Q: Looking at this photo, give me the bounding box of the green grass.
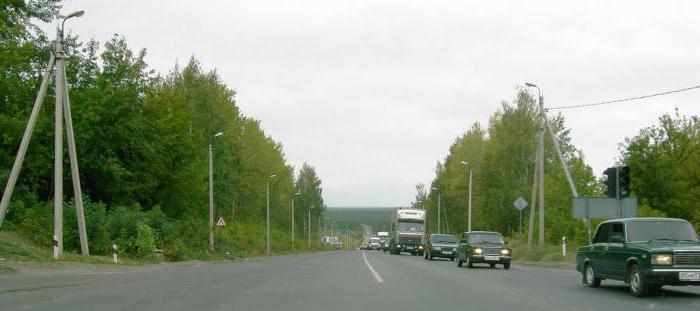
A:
[508,238,577,263]
[0,228,340,267]
[0,231,50,262]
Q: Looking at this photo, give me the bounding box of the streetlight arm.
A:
[60,10,85,32]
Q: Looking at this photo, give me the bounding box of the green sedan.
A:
[455,231,511,269]
[576,217,700,297]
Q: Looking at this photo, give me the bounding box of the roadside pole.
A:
[0,13,89,257]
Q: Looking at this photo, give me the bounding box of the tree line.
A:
[415,90,700,245]
[1,1,326,259]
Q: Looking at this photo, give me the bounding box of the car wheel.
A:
[466,255,473,268]
[490,263,496,269]
[503,262,511,270]
[583,263,601,288]
[629,264,652,297]
[456,254,463,267]
[450,256,455,262]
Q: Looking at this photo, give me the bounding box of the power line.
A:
[547,84,700,110]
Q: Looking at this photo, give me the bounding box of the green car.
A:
[576,217,700,297]
[455,231,511,269]
[423,234,457,261]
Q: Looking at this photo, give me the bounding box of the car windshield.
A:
[469,233,504,245]
[397,222,424,232]
[627,220,699,242]
[431,235,457,243]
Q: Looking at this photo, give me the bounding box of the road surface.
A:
[1,250,699,310]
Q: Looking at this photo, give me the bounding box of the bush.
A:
[134,223,156,258]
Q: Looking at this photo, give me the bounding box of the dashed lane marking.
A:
[361,251,384,284]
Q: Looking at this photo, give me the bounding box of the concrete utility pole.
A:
[526,82,546,247]
[267,174,276,255]
[209,132,223,252]
[308,205,314,248]
[432,187,440,233]
[460,161,473,232]
[0,11,89,258]
[292,192,299,249]
[208,144,213,251]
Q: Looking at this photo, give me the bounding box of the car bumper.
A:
[430,250,455,258]
[397,245,421,253]
[470,255,512,264]
[646,269,700,286]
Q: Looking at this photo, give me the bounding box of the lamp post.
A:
[209,131,223,252]
[431,187,440,233]
[525,82,545,247]
[308,205,315,248]
[292,192,300,249]
[266,174,277,255]
[460,161,473,232]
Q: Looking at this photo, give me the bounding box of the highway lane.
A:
[2,250,700,310]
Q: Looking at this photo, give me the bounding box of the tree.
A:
[621,111,700,224]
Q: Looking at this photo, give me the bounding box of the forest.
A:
[1,1,326,259]
[416,92,700,246]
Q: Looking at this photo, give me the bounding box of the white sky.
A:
[45,0,700,207]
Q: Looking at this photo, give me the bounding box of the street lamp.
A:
[460,161,473,232]
[292,192,300,249]
[432,187,441,233]
[208,132,224,251]
[61,10,84,31]
[525,81,545,247]
[266,174,277,255]
[308,205,315,248]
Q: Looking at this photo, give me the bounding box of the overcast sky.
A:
[44,0,700,207]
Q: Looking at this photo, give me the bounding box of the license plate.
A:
[679,272,700,281]
[485,256,500,261]
[406,246,414,249]
[442,251,452,254]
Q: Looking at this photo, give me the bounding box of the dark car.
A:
[424,234,457,261]
[455,231,511,269]
[576,217,700,297]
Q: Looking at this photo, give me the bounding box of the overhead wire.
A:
[546,84,700,110]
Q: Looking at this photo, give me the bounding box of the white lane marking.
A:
[361,251,384,284]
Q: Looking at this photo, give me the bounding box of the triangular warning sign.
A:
[216,217,226,227]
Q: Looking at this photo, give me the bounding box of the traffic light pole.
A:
[616,166,621,218]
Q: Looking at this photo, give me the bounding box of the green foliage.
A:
[134,223,156,258]
[1,0,325,260]
[422,90,597,243]
[621,111,700,223]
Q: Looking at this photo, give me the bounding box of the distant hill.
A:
[326,207,396,233]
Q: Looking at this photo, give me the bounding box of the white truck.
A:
[389,208,426,256]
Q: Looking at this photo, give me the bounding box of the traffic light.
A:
[619,166,631,198]
[603,167,616,198]
[603,166,631,198]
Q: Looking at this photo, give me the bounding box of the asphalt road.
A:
[2,250,700,310]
